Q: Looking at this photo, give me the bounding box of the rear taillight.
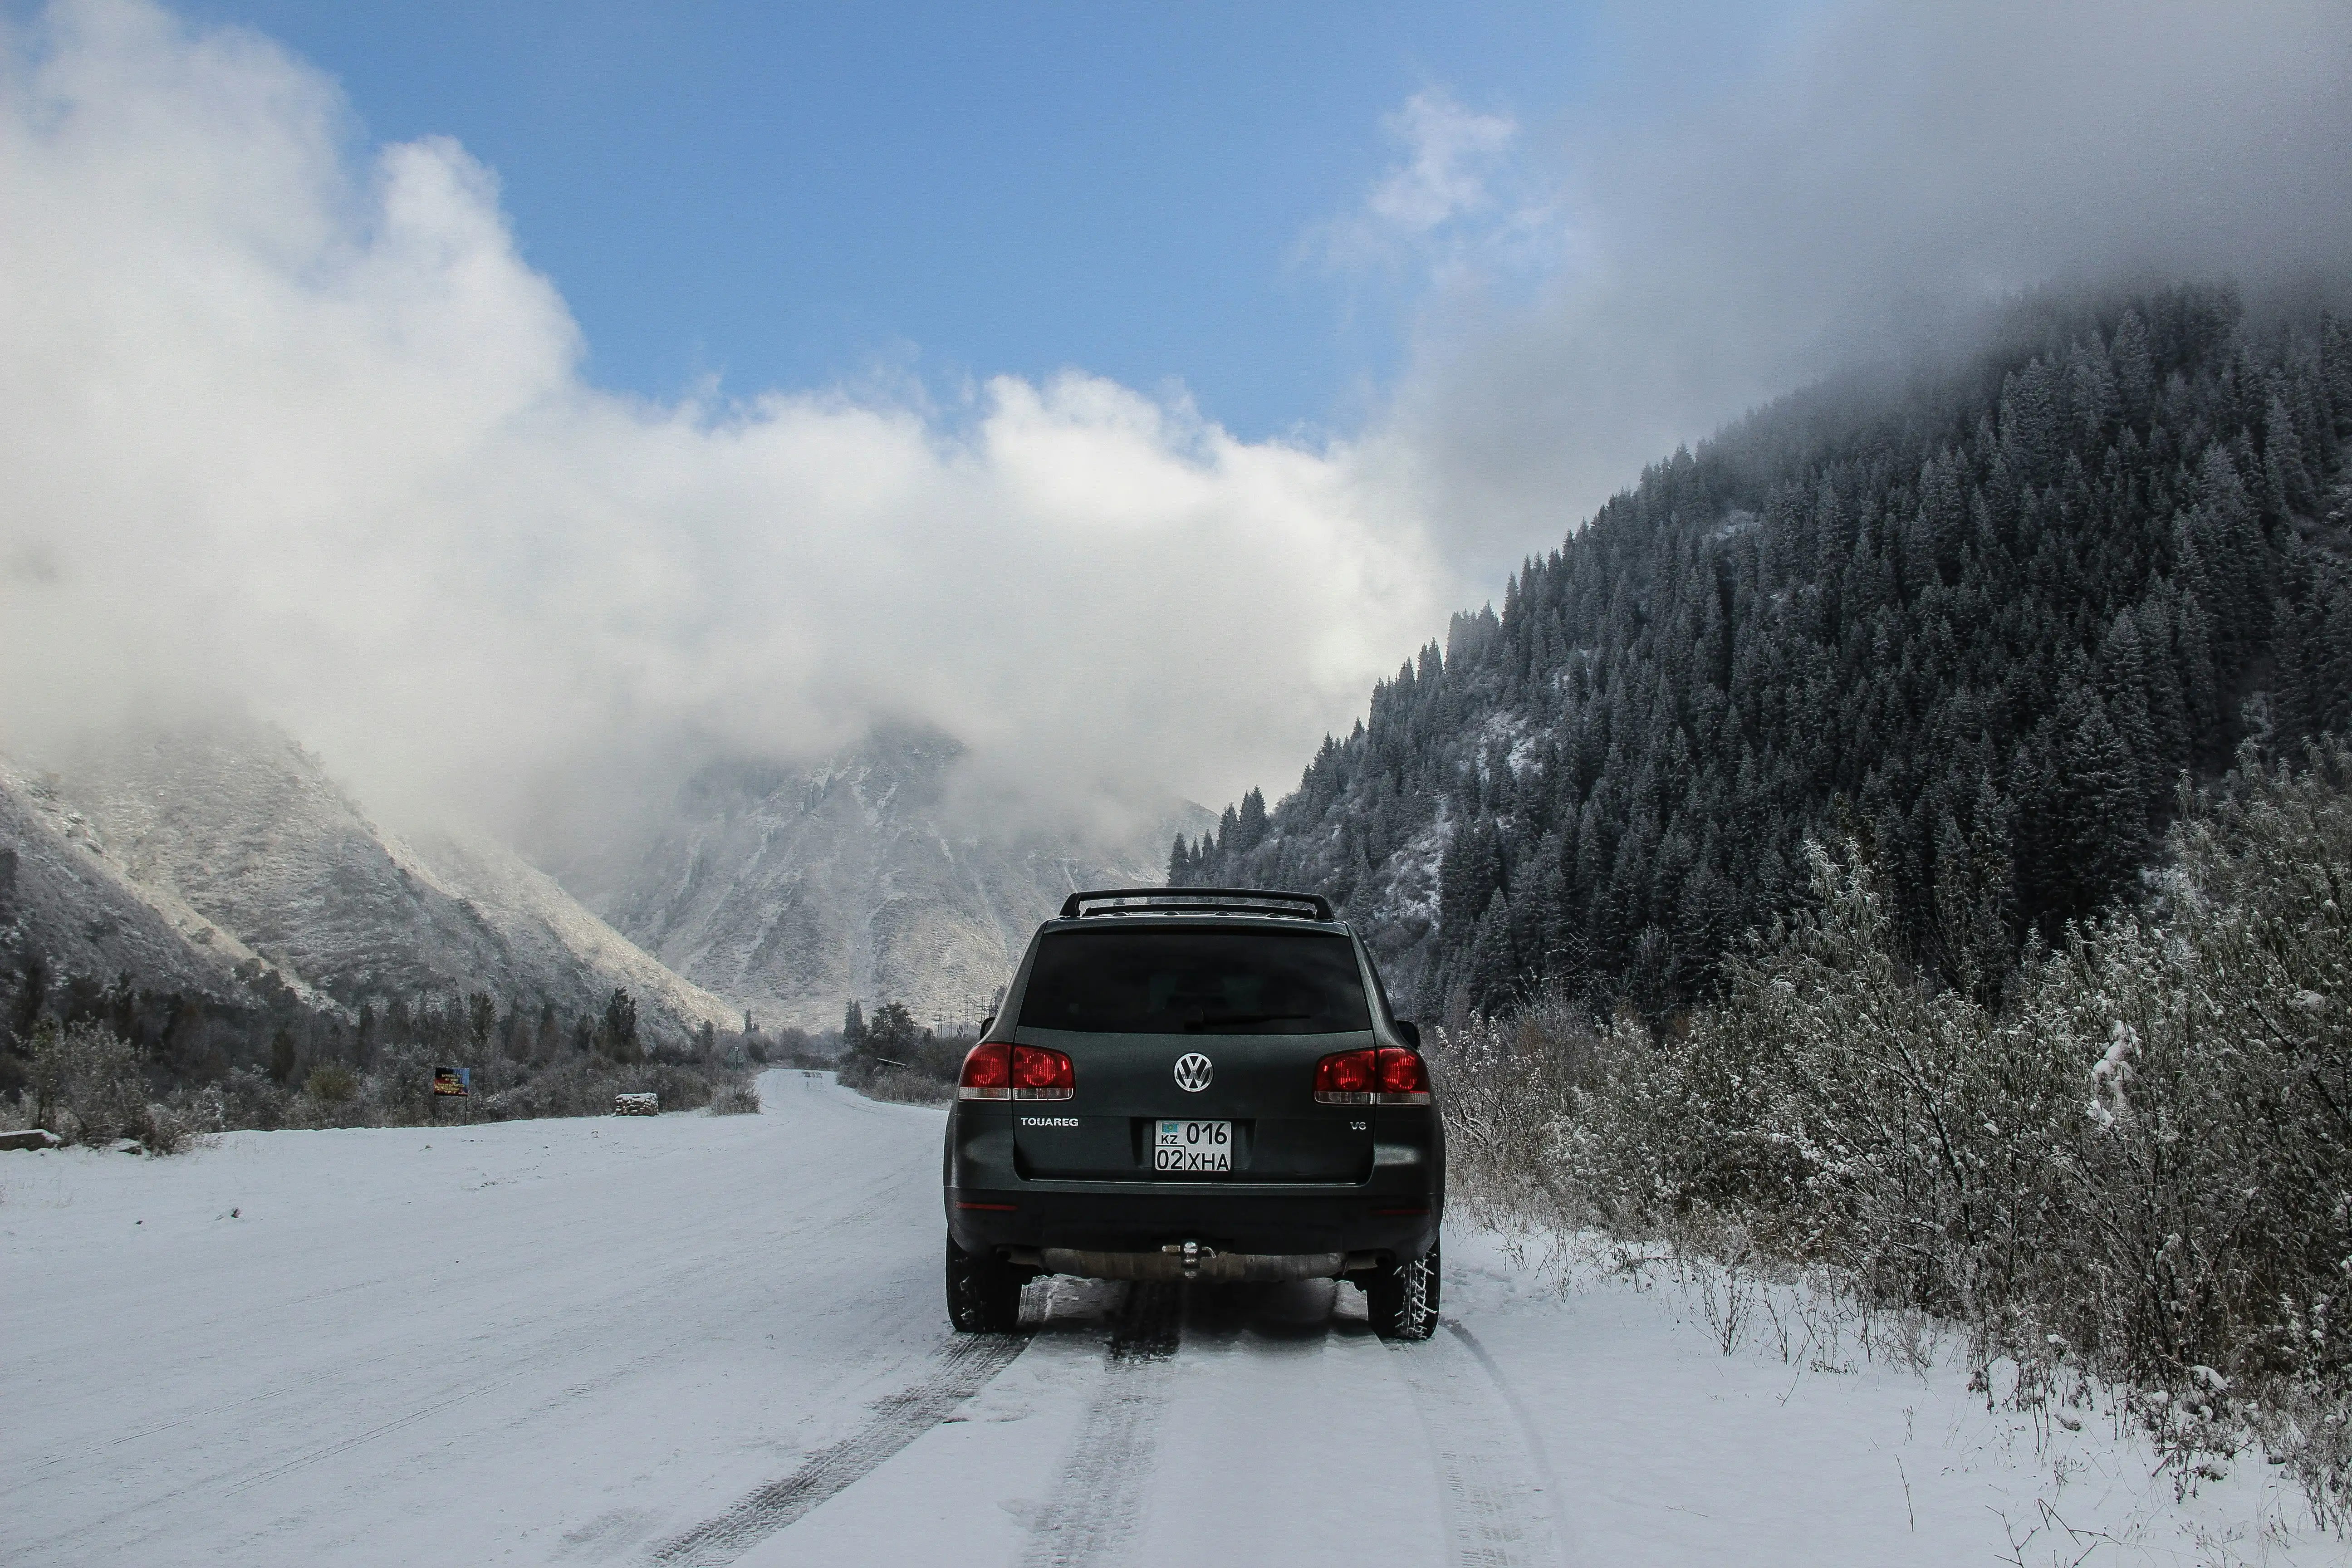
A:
[1010,1044,1074,1101]
[958,1041,1011,1100]
[959,1040,1075,1102]
[1313,1048,1377,1103]
[1313,1046,1431,1106]
[1375,1046,1431,1103]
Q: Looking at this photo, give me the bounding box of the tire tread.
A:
[1366,1239,1441,1341]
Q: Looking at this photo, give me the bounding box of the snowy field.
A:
[2,1070,2333,1567]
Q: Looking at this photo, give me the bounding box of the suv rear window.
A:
[1019,928,1372,1035]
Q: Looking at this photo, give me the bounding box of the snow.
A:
[2,1071,2334,1565]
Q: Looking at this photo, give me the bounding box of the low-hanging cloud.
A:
[1359,0,2352,575]
[0,0,1459,839]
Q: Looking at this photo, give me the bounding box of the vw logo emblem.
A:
[1172,1052,1213,1093]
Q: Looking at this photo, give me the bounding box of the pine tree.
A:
[2019,686,2145,933]
[1235,789,1269,854]
[2098,611,2162,808]
[600,990,640,1063]
[1460,893,1516,1017]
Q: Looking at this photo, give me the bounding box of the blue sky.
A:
[161,1,1673,439]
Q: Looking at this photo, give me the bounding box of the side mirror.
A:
[977,1015,995,1036]
[1394,1019,1421,1049]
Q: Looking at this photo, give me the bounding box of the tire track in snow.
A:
[1015,1281,1185,1568]
[1392,1319,1575,1568]
[649,1331,1031,1567]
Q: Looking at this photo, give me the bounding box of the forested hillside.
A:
[1182,285,2352,1017]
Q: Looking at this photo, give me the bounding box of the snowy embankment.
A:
[0,1071,2329,1566]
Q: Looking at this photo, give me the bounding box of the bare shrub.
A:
[286,1062,365,1128]
[1668,1213,1763,1357]
[130,1100,191,1155]
[857,1063,952,1106]
[478,1056,740,1121]
[28,1020,149,1145]
[304,1062,359,1108]
[707,1080,761,1115]
[1428,998,1591,1231]
[215,1064,289,1130]
[1437,738,2352,1525]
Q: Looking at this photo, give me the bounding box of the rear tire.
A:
[1365,1239,1440,1341]
[946,1235,1025,1333]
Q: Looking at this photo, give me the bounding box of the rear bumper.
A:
[945,1101,1444,1268]
[1017,1246,1373,1283]
[946,1180,1440,1264]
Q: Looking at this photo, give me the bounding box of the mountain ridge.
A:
[1188,285,2352,1019]
[550,724,1214,1031]
[17,719,736,1040]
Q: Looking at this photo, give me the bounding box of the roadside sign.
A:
[433,1066,470,1098]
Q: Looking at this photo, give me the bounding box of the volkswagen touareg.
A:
[941,887,1443,1340]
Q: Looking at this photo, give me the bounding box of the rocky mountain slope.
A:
[0,757,292,1010]
[1191,287,2352,1019]
[547,725,1212,1032]
[25,720,735,1040]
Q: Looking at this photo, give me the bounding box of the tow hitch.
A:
[1163,1240,1210,1279]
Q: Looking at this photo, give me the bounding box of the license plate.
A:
[1153,1119,1232,1173]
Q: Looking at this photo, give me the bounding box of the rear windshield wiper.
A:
[1181,1011,1313,1030]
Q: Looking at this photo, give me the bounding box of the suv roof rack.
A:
[1059,886,1335,922]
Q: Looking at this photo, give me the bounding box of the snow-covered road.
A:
[2,1071,2330,1566]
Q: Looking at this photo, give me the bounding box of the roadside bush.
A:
[834,1002,965,1104]
[28,1019,149,1146]
[708,1081,761,1115]
[1435,738,2352,1524]
[468,1055,745,1120]
[5,980,764,1140]
[132,1099,191,1154]
[852,1062,953,1105]
[361,1041,438,1124]
[301,1062,361,1124]
[214,1063,289,1130]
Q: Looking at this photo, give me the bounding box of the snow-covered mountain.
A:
[23,720,735,1039]
[545,725,1212,1031]
[0,756,294,1009]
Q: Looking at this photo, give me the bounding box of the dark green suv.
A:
[942,887,1443,1340]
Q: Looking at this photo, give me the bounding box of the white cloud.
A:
[0,0,1460,838]
[1313,88,1561,292]
[1363,89,1517,237]
[1373,0,2352,575]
